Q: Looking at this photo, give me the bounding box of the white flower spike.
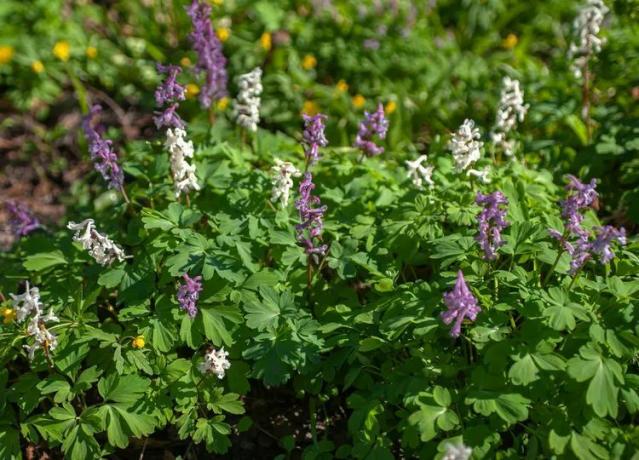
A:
[569,0,609,79]
[165,127,200,198]
[271,159,302,207]
[198,347,231,379]
[491,77,527,157]
[405,155,435,189]
[233,67,263,132]
[67,219,127,266]
[442,442,472,460]
[448,119,483,172]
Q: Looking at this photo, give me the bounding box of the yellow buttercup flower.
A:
[352,94,366,109]
[186,83,200,99]
[385,100,397,114]
[217,96,229,110]
[53,41,71,62]
[503,33,518,49]
[336,79,348,93]
[302,54,317,70]
[260,32,272,51]
[0,45,14,65]
[132,335,145,349]
[86,46,98,59]
[180,56,192,67]
[2,307,16,324]
[216,27,230,43]
[31,60,45,74]
[302,100,319,116]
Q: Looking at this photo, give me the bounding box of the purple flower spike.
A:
[82,105,124,189]
[592,225,626,264]
[155,64,186,107]
[295,172,328,256]
[186,0,228,108]
[441,271,481,338]
[302,113,328,165]
[154,103,184,130]
[5,201,40,236]
[475,191,509,260]
[354,103,389,157]
[561,175,598,235]
[177,274,203,318]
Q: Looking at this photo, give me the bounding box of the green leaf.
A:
[200,305,241,347]
[23,250,67,271]
[98,374,150,403]
[508,354,539,385]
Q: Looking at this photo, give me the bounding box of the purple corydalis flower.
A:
[155,64,186,107]
[82,105,124,189]
[186,0,228,108]
[177,274,203,318]
[475,191,509,260]
[560,175,597,235]
[441,271,481,338]
[302,113,328,165]
[154,103,184,130]
[592,225,626,264]
[295,172,328,256]
[354,103,389,157]
[5,201,39,236]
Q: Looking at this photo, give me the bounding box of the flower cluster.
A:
[67,219,127,266]
[442,442,472,460]
[405,155,434,189]
[448,119,483,172]
[10,282,59,361]
[271,159,301,207]
[186,0,228,107]
[467,167,491,184]
[354,103,389,157]
[568,0,609,79]
[5,201,39,237]
[549,175,625,274]
[295,172,328,256]
[166,128,200,197]
[491,77,527,157]
[441,271,481,338]
[233,67,263,132]
[177,274,202,318]
[154,64,186,130]
[302,113,328,165]
[82,105,124,189]
[475,191,509,260]
[198,347,231,379]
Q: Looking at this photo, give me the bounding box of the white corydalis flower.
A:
[448,119,483,172]
[10,281,43,322]
[233,67,263,132]
[442,442,472,460]
[467,167,491,184]
[166,127,200,198]
[491,77,527,157]
[11,282,59,360]
[198,347,231,379]
[405,155,434,189]
[271,159,301,206]
[67,219,127,266]
[568,0,609,79]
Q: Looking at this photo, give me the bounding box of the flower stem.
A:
[119,185,131,205]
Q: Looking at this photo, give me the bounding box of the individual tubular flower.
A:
[166,127,200,197]
[271,159,301,207]
[177,274,202,318]
[442,442,472,460]
[568,0,609,79]
[295,172,328,256]
[475,191,509,260]
[24,309,59,361]
[592,225,626,263]
[233,67,263,132]
[302,113,328,165]
[10,281,43,323]
[198,347,231,379]
[354,103,389,157]
[186,0,228,107]
[405,155,434,189]
[491,77,528,157]
[441,271,481,338]
[448,119,483,172]
[82,105,124,189]
[5,201,40,236]
[67,219,127,266]
[467,167,491,184]
[154,64,186,130]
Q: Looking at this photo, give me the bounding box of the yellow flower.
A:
[212,0,223,4]
[503,33,518,49]
[86,46,98,59]
[31,60,45,74]
[302,100,319,116]
[2,308,16,324]
[53,41,71,62]
[385,100,397,114]
[260,32,272,51]
[352,94,366,109]
[180,56,192,67]
[217,96,229,111]
[132,335,145,349]
[186,83,200,99]
[0,45,14,65]
[302,54,317,70]
[336,79,349,93]
[216,27,230,43]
